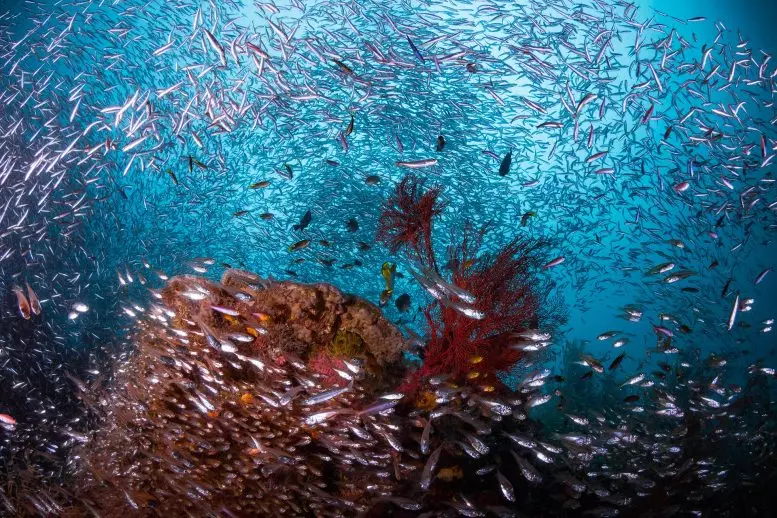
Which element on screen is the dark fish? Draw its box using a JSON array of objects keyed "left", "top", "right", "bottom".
[
  {"left": 436, "top": 135, "right": 445, "bottom": 152},
  {"left": 166, "top": 169, "right": 178, "bottom": 185},
  {"left": 346, "top": 217, "right": 359, "bottom": 232},
  {"left": 395, "top": 293, "right": 411, "bottom": 313},
  {"left": 233, "top": 210, "right": 250, "bottom": 217},
  {"left": 580, "top": 371, "right": 593, "bottom": 380},
  {"left": 365, "top": 175, "right": 380, "bottom": 185},
  {"left": 345, "top": 113, "right": 354, "bottom": 136},
  {"left": 499, "top": 150, "right": 512, "bottom": 176},
  {"left": 292, "top": 210, "right": 312, "bottom": 231},
  {"left": 681, "top": 287, "right": 699, "bottom": 293},
  {"left": 521, "top": 211, "right": 537, "bottom": 226},
  {"left": 406, "top": 35, "right": 424, "bottom": 63},
  {"left": 333, "top": 59, "right": 353, "bottom": 75},
  {"left": 623, "top": 395, "right": 640, "bottom": 403},
  {"left": 289, "top": 239, "right": 310, "bottom": 252},
  {"left": 609, "top": 352, "right": 626, "bottom": 370},
  {"left": 721, "top": 277, "right": 732, "bottom": 298}
]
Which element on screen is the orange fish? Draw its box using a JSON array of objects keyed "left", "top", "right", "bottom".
[{"left": 12, "top": 286, "right": 30, "bottom": 320}]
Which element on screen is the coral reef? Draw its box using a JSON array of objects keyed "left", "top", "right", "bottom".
[{"left": 64, "top": 269, "right": 560, "bottom": 517}]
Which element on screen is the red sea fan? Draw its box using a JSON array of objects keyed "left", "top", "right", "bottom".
[
  {"left": 376, "top": 175, "right": 446, "bottom": 272},
  {"left": 407, "top": 230, "right": 547, "bottom": 393}
]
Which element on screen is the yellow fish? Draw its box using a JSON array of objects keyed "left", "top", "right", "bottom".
[{"left": 380, "top": 262, "right": 396, "bottom": 306}]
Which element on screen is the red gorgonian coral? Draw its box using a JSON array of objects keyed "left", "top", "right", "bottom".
[
  {"left": 375, "top": 175, "right": 446, "bottom": 272},
  {"left": 378, "top": 176, "right": 549, "bottom": 394}
]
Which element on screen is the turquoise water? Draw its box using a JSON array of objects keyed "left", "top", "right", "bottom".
[{"left": 1, "top": 0, "right": 776, "bottom": 515}]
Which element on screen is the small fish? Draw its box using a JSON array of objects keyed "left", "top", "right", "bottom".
[
  {"left": 609, "top": 352, "right": 626, "bottom": 370},
  {"left": 419, "top": 445, "right": 442, "bottom": 491},
  {"left": 166, "top": 169, "right": 178, "bottom": 185},
  {"left": 365, "top": 175, "right": 380, "bottom": 185},
  {"left": 664, "top": 270, "right": 696, "bottom": 283},
  {"left": 333, "top": 59, "right": 353, "bottom": 75},
  {"left": 380, "top": 262, "right": 396, "bottom": 306},
  {"left": 192, "top": 157, "right": 208, "bottom": 170},
  {"left": 499, "top": 150, "right": 512, "bottom": 176},
  {"left": 728, "top": 293, "right": 739, "bottom": 331},
  {"left": 436, "top": 135, "right": 446, "bottom": 152},
  {"left": 259, "top": 213, "right": 274, "bottom": 220},
  {"left": 281, "top": 163, "right": 294, "bottom": 179},
  {"left": 496, "top": 471, "right": 515, "bottom": 502},
  {"left": 395, "top": 293, "right": 411, "bottom": 313},
  {"left": 250, "top": 180, "right": 270, "bottom": 189},
  {"left": 289, "top": 239, "right": 310, "bottom": 252},
  {"left": 575, "top": 93, "right": 597, "bottom": 115},
  {"left": 233, "top": 210, "right": 250, "bottom": 217},
  {"left": 396, "top": 158, "right": 438, "bottom": 168},
  {"left": 623, "top": 395, "right": 640, "bottom": 403},
  {"left": 292, "top": 210, "right": 312, "bottom": 231},
  {"left": 346, "top": 217, "right": 359, "bottom": 232},
  {"left": 674, "top": 181, "right": 690, "bottom": 193},
  {"left": 722, "top": 277, "right": 733, "bottom": 298},
  {"left": 543, "top": 256, "right": 565, "bottom": 269},
  {"left": 0, "top": 414, "right": 16, "bottom": 427},
  {"left": 345, "top": 113, "right": 354, "bottom": 136},
  {"left": 521, "top": 211, "right": 537, "bottom": 226},
  {"left": 406, "top": 35, "right": 425, "bottom": 63},
  {"left": 12, "top": 286, "right": 30, "bottom": 320},
  {"left": 621, "top": 373, "right": 645, "bottom": 387},
  {"left": 302, "top": 384, "right": 351, "bottom": 406},
  {"left": 755, "top": 268, "right": 771, "bottom": 285},
  {"left": 25, "top": 282, "right": 41, "bottom": 316},
  {"left": 580, "top": 354, "right": 604, "bottom": 373},
  {"left": 597, "top": 330, "right": 619, "bottom": 341}
]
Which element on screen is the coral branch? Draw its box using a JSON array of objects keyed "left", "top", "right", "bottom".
[
  {"left": 376, "top": 175, "right": 446, "bottom": 272},
  {"left": 407, "top": 230, "right": 548, "bottom": 393}
]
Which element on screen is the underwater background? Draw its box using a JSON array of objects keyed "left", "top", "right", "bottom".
[{"left": 1, "top": 0, "right": 776, "bottom": 516}]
